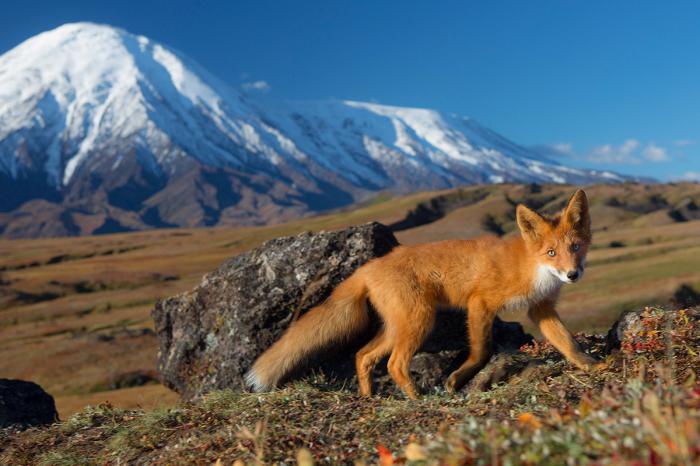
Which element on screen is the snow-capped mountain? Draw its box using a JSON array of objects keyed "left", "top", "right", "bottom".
[{"left": 0, "top": 23, "right": 625, "bottom": 237}]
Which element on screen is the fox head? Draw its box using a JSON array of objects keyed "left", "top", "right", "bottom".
[{"left": 516, "top": 189, "right": 591, "bottom": 284}]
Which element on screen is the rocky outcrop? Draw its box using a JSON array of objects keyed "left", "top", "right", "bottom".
[
  {"left": 0, "top": 379, "right": 58, "bottom": 428},
  {"left": 153, "top": 222, "right": 534, "bottom": 399},
  {"left": 606, "top": 306, "right": 699, "bottom": 352},
  {"left": 606, "top": 309, "right": 640, "bottom": 352},
  {"left": 153, "top": 222, "right": 399, "bottom": 398}
]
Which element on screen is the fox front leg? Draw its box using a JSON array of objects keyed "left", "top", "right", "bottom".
[{"left": 528, "top": 300, "right": 600, "bottom": 370}]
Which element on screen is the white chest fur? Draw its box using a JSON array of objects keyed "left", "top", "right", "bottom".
[{"left": 500, "top": 264, "right": 563, "bottom": 313}]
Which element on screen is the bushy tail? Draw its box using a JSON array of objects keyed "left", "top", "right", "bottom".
[{"left": 245, "top": 269, "right": 370, "bottom": 392}]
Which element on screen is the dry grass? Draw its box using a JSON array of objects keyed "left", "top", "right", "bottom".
[
  {"left": 1, "top": 182, "right": 700, "bottom": 419},
  {"left": 55, "top": 385, "right": 180, "bottom": 419},
  {"left": 1, "top": 307, "right": 698, "bottom": 465}
]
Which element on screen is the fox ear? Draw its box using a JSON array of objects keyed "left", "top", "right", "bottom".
[
  {"left": 516, "top": 204, "right": 547, "bottom": 242},
  {"left": 563, "top": 189, "right": 591, "bottom": 237}
]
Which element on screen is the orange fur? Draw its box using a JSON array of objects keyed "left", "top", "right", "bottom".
[{"left": 246, "top": 189, "right": 598, "bottom": 399}]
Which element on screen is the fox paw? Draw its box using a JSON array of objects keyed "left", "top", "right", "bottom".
[
  {"left": 444, "top": 376, "right": 459, "bottom": 394},
  {"left": 575, "top": 357, "right": 607, "bottom": 372},
  {"left": 591, "top": 361, "right": 608, "bottom": 371}
]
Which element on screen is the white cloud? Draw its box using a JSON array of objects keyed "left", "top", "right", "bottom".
[
  {"left": 551, "top": 142, "right": 574, "bottom": 155},
  {"left": 674, "top": 139, "right": 694, "bottom": 147},
  {"left": 642, "top": 143, "right": 669, "bottom": 162},
  {"left": 588, "top": 139, "right": 640, "bottom": 164},
  {"left": 679, "top": 171, "right": 700, "bottom": 181},
  {"left": 587, "top": 139, "right": 669, "bottom": 164},
  {"left": 620, "top": 139, "right": 641, "bottom": 155},
  {"left": 241, "top": 80, "right": 271, "bottom": 92}
]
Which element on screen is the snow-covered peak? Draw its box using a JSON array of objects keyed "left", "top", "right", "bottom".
[
  {"left": 1, "top": 23, "right": 144, "bottom": 115},
  {"left": 0, "top": 22, "right": 231, "bottom": 110},
  {"left": 0, "top": 23, "right": 629, "bottom": 234},
  {"left": 0, "top": 22, "right": 251, "bottom": 185}
]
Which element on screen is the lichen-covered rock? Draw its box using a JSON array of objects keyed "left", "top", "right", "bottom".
[
  {"left": 152, "top": 222, "right": 533, "bottom": 399},
  {"left": 0, "top": 379, "right": 58, "bottom": 428},
  {"left": 606, "top": 306, "right": 699, "bottom": 354},
  {"left": 153, "top": 222, "right": 399, "bottom": 398},
  {"left": 606, "top": 309, "right": 640, "bottom": 352}
]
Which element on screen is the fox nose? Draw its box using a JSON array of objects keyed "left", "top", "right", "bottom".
[{"left": 567, "top": 270, "right": 580, "bottom": 281}]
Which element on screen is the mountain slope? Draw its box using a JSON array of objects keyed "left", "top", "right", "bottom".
[{"left": 0, "top": 23, "right": 627, "bottom": 238}]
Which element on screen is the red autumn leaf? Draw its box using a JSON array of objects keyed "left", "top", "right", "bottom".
[{"left": 377, "top": 444, "right": 394, "bottom": 466}]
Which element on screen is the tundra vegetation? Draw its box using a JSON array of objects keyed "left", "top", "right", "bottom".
[
  {"left": 1, "top": 183, "right": 700, "bottom": 464},
  {"left": 1, "top": 307, "right": 698, "bottom": 464}
]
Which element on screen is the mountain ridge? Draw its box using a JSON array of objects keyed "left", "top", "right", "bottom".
[{"left": 0, "top": 22, "right": 630, "bottom": 238}]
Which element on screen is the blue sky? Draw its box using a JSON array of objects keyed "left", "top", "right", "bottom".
[{"left": 1, "top": 0, "right": 698, "bottom": 181}]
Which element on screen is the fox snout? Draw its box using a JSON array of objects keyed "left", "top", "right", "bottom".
[
  {"left": 565, "top": 267, "right": 584, "bottom": 282},
  {"left": 560, "top": 266, "right": 584, "bottom": 283},
  {"left": 545, "top": 265, "right": 584, "bottom": 284}
]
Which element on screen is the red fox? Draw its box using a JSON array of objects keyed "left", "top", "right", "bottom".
[{"left": 247, "top": 189, "right": 599, "bottom": 399}]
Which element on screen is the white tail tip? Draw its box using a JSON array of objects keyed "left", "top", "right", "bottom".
[{"left": 244, "top": 368, "right": 267, "bottom": 392}]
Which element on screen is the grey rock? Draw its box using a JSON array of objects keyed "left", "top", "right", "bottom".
[
  {"left": 153, "top": 222, "right": 398, "bottom": 399},
  {"left": 0, "top": 379, "right": 58, "bottom": 428},
  {"left": 606, "top": 306, "right": 699, "bottom": 352},
  {"left": 606, "top": 309, "right": 639, "bottom": 352},
  {"left": 466, "top": 353, "right": 546, "bottom": 392}
]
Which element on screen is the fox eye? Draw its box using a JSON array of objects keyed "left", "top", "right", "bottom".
[
  {"left": 547, "top": 249, "right": 556, "bottom": 257},
  {"left": 572, "top": 243, "right": 581, "bottom": 252}
]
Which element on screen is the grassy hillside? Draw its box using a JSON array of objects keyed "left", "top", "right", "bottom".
[
  {"left": 2, "top": 307, "right": 698, "bottom": 465},
  {"left": 1, "top": 182, "right": 700, "bottom": 420}
]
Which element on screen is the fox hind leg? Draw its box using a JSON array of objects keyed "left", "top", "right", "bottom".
[
  {"left": 356, "top": 329, "right": 393, "bottom": 397},
  {"left": 385, "top": 303, "right": 435, "bottom": 400},
  {"left": 445, "top": 298, "right": 494, "bottom": 393}
]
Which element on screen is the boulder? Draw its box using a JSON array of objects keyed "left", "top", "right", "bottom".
[
  {"left": 153, "top": 222, "right": 532, "bottom": 399},
  {"left": 606, "top": 309, "right": 638, "bottom": 352},
  {"left": 606, "top": 306, "right": 699, "bottom": 352},
  {"left": 153, "top": 222, "right": 399, "bottom": 398},
  {"left": 0, "top": 379, "right": 58, "bottom": 428}
]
